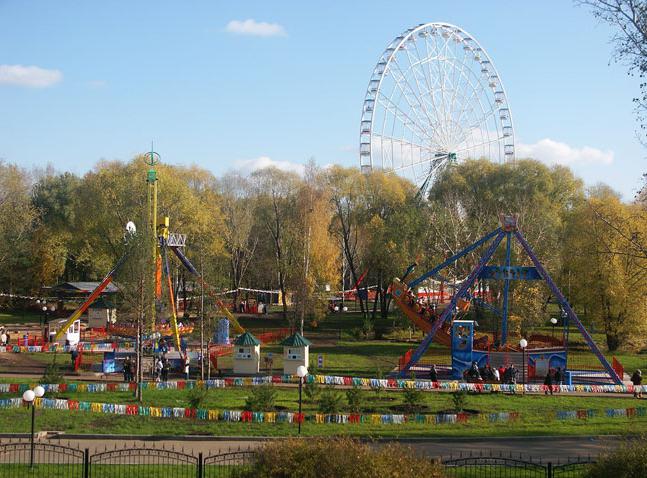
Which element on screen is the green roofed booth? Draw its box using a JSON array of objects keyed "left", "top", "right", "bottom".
[
  {"left": 281, "top": 333, "right": 312, "bottom": 375},
  {"left": 233, "top": 332, "right": 261, "bottom": 374}
]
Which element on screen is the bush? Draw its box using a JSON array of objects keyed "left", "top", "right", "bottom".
[
  {"left": 235, "top": 437, "right": 445, "bottom": 478},
  {"left": 403, "top": 387, "right": 424, "bottom": 413},
  {"left": 346, "top": 385, "right": 364, "bottom": 413},
  {"left": 244, "top": 385, "right": 277, "bottom": 411},
  {"left": 349, "top": 327, "right": 363, "bottom": 340},
  {"left": 585, "top": 439, "right": 647, "bottom": 477},
  {"left": 451, "top": 390, "right": 467, "bottom": 412},
  {"left": 187, "top": 387, "right": 207, "bottom": 409},
  {"left": 317, "top": 386, "right": 343, "bottom": 414},
  {"left": 361, "top": 319, "right": 374, "bottom": 338},
  {"left": 42, "top": 361, "right": 65, "bottom": 384},
  {"left": 304, "top": 378, "right": 320, "bottom": 403},
  {"left": 371, "top": 367, "right": 384, "bottom": 397}
]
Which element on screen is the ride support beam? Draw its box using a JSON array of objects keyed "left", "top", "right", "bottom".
[
  {"left": 408, "top": 228, "right": 501, "bottom": 289},
  {"left": 513, "top": 230, "right": 622, "bottom": 385},
  {"left": 501, "top": 231, "right": 512, "bottom": 346},
  {"left": 169, "top": 246, "right": 245, "bottom": 334},
  {"left": 399, "top": 230, "right": 506, "bottom": 376},
  {"left": 53, "top": 253, "right": 129, "bottom": 342},
  {"left": 161, "top": 242, "right": 182, "bottom": 353}
]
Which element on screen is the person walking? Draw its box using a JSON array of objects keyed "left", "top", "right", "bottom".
[
  {"left": 544, "top": 370, "right": 554, "bottom": 395},
  {"left": 184, "top": 355, "right": 190, "bottom": 380},
  {"left": 155, "top": 357, "right": 163, "bottom": 382},
  {"left": 161, "top": 358, "right": 169, "bottom": 382},
  {"left": 631, "top": 369, "right": 643, "bottom": 399},
  {"left": 123, "top": 358, "right": 132, "bottom": 382},
  {"left": 429, "top": 364, "right": 438, "bottom": 382}
]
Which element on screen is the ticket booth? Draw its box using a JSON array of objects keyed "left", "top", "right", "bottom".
[
  {"left": 280, "top": 333, "right": 312, "bottom": 375},
  {"left": 451, "top": 320, "right": 474, "bottom": 379},
  {"left": 232, "top": 332, "right": 261, "bottom": 375}
]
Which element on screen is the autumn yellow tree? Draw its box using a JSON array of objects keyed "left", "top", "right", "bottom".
[{"left": 564, "top": 188, "right": 647, "bottom": 350}]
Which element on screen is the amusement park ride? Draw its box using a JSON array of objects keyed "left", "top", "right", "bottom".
[
  {"left": 51, "top": 149, "right": 243, "bottom": 365},
  {"left": 391, "top": 214, "right": 623, "bottom": 385}
]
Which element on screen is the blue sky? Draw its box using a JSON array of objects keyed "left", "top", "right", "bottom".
[{"left": 0, "top": 0, "right": 644, "bottom": 198}]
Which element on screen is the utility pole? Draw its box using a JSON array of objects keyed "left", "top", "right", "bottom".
[
  {"left": 200, "top": 255, "right": 205, "bottom": 380},
  {"left": 136, "top": 276, "right": 144, "bottom": 402}
]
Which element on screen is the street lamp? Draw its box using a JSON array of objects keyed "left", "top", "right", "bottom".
[
  {"left": 296, "top": 365, "right": 308, "bottom": 435},
  {"left": 550, "top": 318, "right": 557, "bottom": 339},
  {"left": 519, "top": 338, "right": 528, "bottom": 391},
  {"left": 41, "top": 305, "right": 48, "bottom": 327},
  {"left": 23, "top": 385, "right": 45, "bottom": 467}
]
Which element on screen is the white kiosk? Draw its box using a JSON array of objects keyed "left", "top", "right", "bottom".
[
  {"left": 87, "top": 297, "right": 117, "bottom": 329},
  {"left": 281, "top": 333, "right": 312, "bottom": 375},
  {"left": 233, "top": 332, "right": 261, "bottom": 375}
]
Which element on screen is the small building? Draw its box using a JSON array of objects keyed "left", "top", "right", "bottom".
[
  {"left": 281, "top": 332, "right": 312, "bottom": 375},
  {"left": 47, "top": 317, "right": 81, "bottom": 346},
  {"left": 88, "top": 297, "right": 117, "bottom": 329},
  {"left": 232, "top": 332, "right": 261, "bottom": 375},
  {"left": 48, "top": 281, "right": 119, "bottom": 300}
]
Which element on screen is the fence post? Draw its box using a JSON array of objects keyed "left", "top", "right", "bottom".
[
  {"left": 197, "top": 451, "right": 203, "bottom": 478},
  {"left": 546, "top": 461, "right": 552, "bottom": 478},
  {"left": 84, "top": 448, "right": 90, "bottom": 478}
]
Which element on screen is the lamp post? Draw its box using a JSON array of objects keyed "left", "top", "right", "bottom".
[
  {"left": 519, "top": 339, "right": 528, "bottom": 392},
  {"left": 550, "top": 318, "right": 557, "bottom": 339},
  {"left": 22, "top": 385, "right": 45, "bottom": 467},
  {"left": 296, "top": 365, "right": 308, "bottom": 435}
]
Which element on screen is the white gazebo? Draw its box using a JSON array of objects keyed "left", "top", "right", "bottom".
[
  {"left": 232, "top": 332, "right": 261, "bottom": 375},
  {"left": 280, "top": 332, "right": 312, "bottom": 375}
]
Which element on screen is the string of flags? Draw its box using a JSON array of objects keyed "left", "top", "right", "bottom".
[
  {"left": 0, "top": 396, "right": 520, "bottom": 425},
  {"left": 0, "top": 374, "right": 642, "bottom": 395},
  {"left": 556, "top": 407, "right": 647, "bottom": 420},
  {"left": 0, "top": 342, "right": 129, "bottom": 354},
  {"left": 0, "top": 396, "right": 644, "bottom": 426}
]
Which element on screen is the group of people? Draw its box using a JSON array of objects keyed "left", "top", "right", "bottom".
[
  {"left": 237, "top": 300, "right": 267, "bottom": 314},
  {"left": 461, "top": 361, "right": 528, "bottom": 385},
  {"left": 542, "top": 367, "right": 566, "bottom": 395},
  {"left": 153, "top": 356, "right": 171, "bottom": 382},
  {"left": 405, "top": 291, "right": 440, "bottom": 324}
]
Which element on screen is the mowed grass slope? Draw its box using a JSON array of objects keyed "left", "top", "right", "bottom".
[{"left": 1, "top": 381, "right": 647, "bottom": 437}]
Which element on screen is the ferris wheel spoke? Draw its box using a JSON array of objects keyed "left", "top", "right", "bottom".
[
  {"left": 388, "top": 58, "right": 441, "bottom": 139},
  {"left": 373, "top": 132, "right": 444, "bottom": 153},
  {"left": 384, "top": 64, "right": 432, "bottom": 133},
  {"left": 376, "top": 93, "right": 432, "bottom": 143},
  {"left": 361, "top": 23, "right": 514, "bottom": 186}
]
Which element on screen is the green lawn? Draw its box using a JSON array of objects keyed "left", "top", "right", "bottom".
[
  {"left": 0, "top": 311, "right": 43, "bottom": 324},
  {"left": 1, "top": 381, "right": 647, "bottom": 437}
]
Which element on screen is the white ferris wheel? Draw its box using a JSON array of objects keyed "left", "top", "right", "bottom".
[{"left": 359, "top": 22, "right": 515, "bottom": 190}]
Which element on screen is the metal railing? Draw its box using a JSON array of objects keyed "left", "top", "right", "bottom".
[
  {"left": 0, "top": 441, "right": 596, "bottom": 478},
  {"left": 441, "top": 451, "right": 595, "bottom": 478}
]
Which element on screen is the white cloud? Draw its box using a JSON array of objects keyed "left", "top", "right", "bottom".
[
  {"left": 0, "top": 64, "right": 62, "bottom": 87},
  {"left": 517, "top": 138, "right": 614, "bottom": 166},
  {"left": 233, "top": 156, "right": 305, "bottom": 175},
  {"left": 225, "top": 19, "right": 287, "bottom": 37}
]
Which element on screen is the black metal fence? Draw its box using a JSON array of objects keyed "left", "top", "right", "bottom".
[
  {"left": 441, "top": 452, "right": 595, "bottom": 478},
  {"left": 0, "top": 441, "right": 595, "bottom": 478},
  {"left": 0, "top": 442, "right": 256, "bottom": 478}
]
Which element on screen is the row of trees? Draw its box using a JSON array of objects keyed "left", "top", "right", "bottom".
[{"left": 1, "top": 157, "right": 645, "bottom": 350}]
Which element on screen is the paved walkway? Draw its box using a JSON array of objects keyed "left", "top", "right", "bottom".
[{"left": 0, "top": 435, "right": 626, "bottom": 460}]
